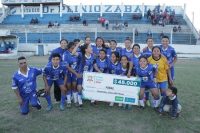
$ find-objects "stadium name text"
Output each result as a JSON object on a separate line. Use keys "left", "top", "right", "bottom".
{"left": 10, "top": 5, "right": 181, "bottom": 14}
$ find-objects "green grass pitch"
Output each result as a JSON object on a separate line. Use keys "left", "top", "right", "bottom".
{"left": 0, "top": 56, "right": 200, "bottom": 133}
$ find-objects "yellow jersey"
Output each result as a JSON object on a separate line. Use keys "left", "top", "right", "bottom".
{"left": 148, "top": 55, "right": 169, "bottom": 82}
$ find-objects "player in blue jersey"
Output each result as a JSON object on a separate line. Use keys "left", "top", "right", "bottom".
{"left": 93, "top": 49, "right": 110, "bottom": 105}
{"left": 73, "top": 39, "right": 81, "bottom": 52}
{"left": 79, "top": 44, "right": 96, "bottom": 106}
{"left": 48, "top": 39, "right": 68, "bottom": 102}
{"left": 136, "top": 56, "right": 160, "bottom": 109}
{"left": 142, "top": 37, "right": 154, "bottom": 58}
{"left": 84, "top": 36, "right": 92, "bottom": 45}
{"left": 92, "top": 37, "right": 106, "bottom": 57}
{"left": 108, "top": 52, "right": 121, "bottom": 75}
{"left": 131, "top": 44, "right": 143, "bottom": 76}
{"left": 12, "top": 56, "right": 42, "bottom": 115}
{"left": 79, "top": 44, "right": 96, "bottom": 73}
{"left": 121, "top": 38, "right": 133, "bottom": 60}
{"left": 132, "top": 43, "right": 150, "bottom": 105}
{"left": 48, "top": 39, "right": 68, "bottom": 62}
{"left": 106, "top": 40, "right": 122, "bottom": 58}
{"left": 62, "top": 42, "right": 82, "bottom": 107}
{"left": 142, "top": 38, "right": 155, "bottom": 105}
{"left": 118, "top": 55, "right": 133, "bottom": 108}
{"left": 43, "top": 53, "right": 67, "bottom": 111}
{"left": 108, "top": 52, "right": 121, "bottom": 106}
{"left": 94, "top": 49, "right": 110, "bottom": 73}
{"left": 160, "top": 36, "right": 177, "bottom": 82}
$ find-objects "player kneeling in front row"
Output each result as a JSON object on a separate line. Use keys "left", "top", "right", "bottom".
{"left": 136, "top": 56, "right": 160, "bottom": 109}
{"left": 157, "top": 86, "right": 182, "bottom": 119}
{"left": 12, "top": 56, "right": 42, "bottom": 115}
{"left": 43, "top": 53, "right": 67, "bottom": 111}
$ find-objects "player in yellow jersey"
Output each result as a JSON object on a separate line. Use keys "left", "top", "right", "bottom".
{"left": 148, "top": 46, "right": 173, "bottom": 97}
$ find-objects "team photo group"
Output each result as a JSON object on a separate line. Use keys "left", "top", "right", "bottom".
{"left": 12, "top": 35, "right": 182, "bottom": 119}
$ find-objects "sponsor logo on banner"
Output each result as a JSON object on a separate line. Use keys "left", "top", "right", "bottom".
{"left": 87, "top": 75, "right": 94, "bottom": 83}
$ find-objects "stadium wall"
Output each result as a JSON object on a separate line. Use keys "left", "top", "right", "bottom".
{"left": 17, "top": 43, "right": 200, "bottom": 58}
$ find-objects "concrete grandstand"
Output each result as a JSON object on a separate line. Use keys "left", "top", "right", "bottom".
{"left": 0, "top": 0, "right": 199, "bottom": 57}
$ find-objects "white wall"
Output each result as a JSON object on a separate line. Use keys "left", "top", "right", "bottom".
{"left": 18, "top": 43, "right": 200, "bottom": 57}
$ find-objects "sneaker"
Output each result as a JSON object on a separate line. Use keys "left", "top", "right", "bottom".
{"left": 109, "top": 102, "right": 114, "bottom": 107}
{"left": 66, "top": 103, "right": 71, "bottom": 108}
{"left": 46, "top": 105, "right": 53, "bottom": 111}
{"left": 60, "top": 104, "right": 65, "bottom": 111}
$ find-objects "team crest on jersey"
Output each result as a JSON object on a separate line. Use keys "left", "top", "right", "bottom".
{"left": 60, "top": 70, "right": 63, "bottom": 73}
{"left": 167, "top": 53, "right": 171, "bottom": 58}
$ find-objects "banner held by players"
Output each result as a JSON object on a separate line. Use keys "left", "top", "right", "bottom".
{"left": 82, "top": 72, "right": 141, "bottom": 105}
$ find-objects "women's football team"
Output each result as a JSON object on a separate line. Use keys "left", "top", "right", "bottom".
{"left": 45, "top": 35, "right": 177, "bottom": 110}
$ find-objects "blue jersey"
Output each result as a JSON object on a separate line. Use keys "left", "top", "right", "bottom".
{"left": 160, "top": 45, "right": 177, "bottom": 65}
{"left": 12, "top": 67, "right": 42, "bottom": 97}
{"left": 43, "top": 62, "right": 67, "bottom": 80}
{"left": 142, "top": 47, "right": 152, "bottom": 58}
{"left": 108, "top": 61, "right": 120, "bottom": 75}
{"left": 118, "top": 64, "right": 128, "bottom": 76}
{"left": 80, "top": 54, "right": 96, "bottom": 73}
{"left": 106, "top": 47, "right": 122, "bottom": 58}
{"left": 91, "top": 45, "right": 104, "bottom": 56}
{"left": 131, "top": 54, "right": 142, "bottom": 69}
{"left": 49, "top": 47, "right": 66, "bottom": 62}
{"left": 62, "top": 50, "right": 81, "bottom": 72}
{"left": 136, "top": 64, "right": 157, "bottom": 83}
{"left": 121, "top": 48, "right": 133, "bottom": 60}
{"left": 94, "top": 58, "right": 109, "bottom": 73}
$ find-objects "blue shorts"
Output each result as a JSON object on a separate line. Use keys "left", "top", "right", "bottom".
{"left": 141, "top": 81, "right": 157, "bottom": 89}
{"left": 77, "top": 78, "right": 83, "bottom": 85}
{"left": 157, "top": 81, "right": 167, "bottom": 89}
{"left": 20, "top": 92, "right": 41, "bottom": 114}
{"left": 67, "top": 73, "right": 77, "bottom": 83}
{"left": 47, "top": 79, "right": 64, "bottom": 87}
